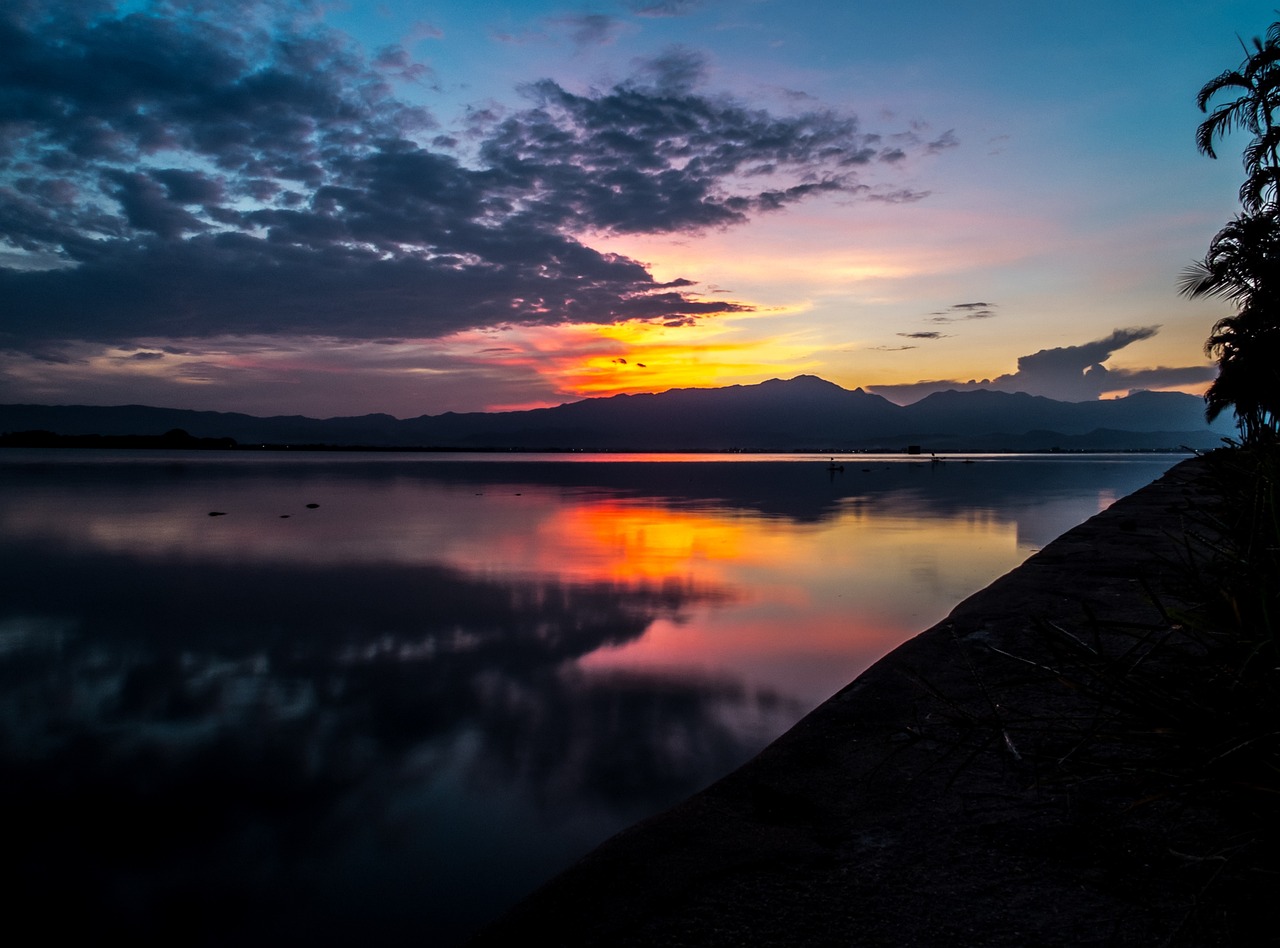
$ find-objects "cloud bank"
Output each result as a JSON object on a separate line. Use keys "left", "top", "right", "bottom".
{"left": 0, "top": 0, "right": 940, "bottom": 356}
{"left": 871, "top": 327, "right": 1216, "bottom": 404}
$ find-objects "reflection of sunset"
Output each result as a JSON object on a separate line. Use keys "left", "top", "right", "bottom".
{"left": 546, "top": 502, "right": 756, "bottom": 583}
{"left": 579, "top": 509, "right": 1026, "bottom": 704}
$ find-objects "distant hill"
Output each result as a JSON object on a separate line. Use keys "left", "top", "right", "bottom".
{"left": 0, "top": 376, "right": 1234, "bottom": 451}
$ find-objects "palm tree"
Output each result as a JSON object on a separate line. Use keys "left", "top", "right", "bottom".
{"left": 1180, "top": 213, "right": 1280, "bottom": 306}
{"left": 1181, "top": 212, "right": 1280, "bottom": 440}
{"left": 1192, "top": 22, "right": 1280, "bottom": 441}
{"left": 1197, "top": 23, "right": 1280, "bottom": 213}
{"left": 1201, "top": 311, "right": 1280, "bottom": 441}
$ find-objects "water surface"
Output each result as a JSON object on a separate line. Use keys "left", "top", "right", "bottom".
{"left": 0, "top": 450, "right": 1183, "bottom": 944}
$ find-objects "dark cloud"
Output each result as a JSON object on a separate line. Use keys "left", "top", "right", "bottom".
{"left": 898, "top": 331, "right": 947, "bottom": 339}
{"left": 627, "top": 0, "right": 704, "bottom": 16}
{"left": 926, "top": 129, "right": 959, "bottom": 154}
{"left": 929, "top": 301, "right": 998, "bottom": 322}
{"left": 149, "top": 168, "right": 224, "bottom": 204}
{"left": 998, "top": 327, "right": 1162, "bottom": 401}
{"left": 372, "top": 44, "right": 437, "bottom": 85}
{"left": 494, "top": 13, "right": 626, "bottom": 49}
{"left": 869, "top": 187, "right": 929, "bottom": 203}
{"left": 0, "top": 2, "right": 949, "bottom": 355}
{"left": 632, "top": 45, "right": 709, "bottom": 92}
{"left": 553, "top": 14, "right": 624, "bottom": 48}
{"left": 870, "top": 326, "right": 1213, "bottom": 403}
{"left": 105, "top": 171, "right": 209, "bottom": 239}
{"left": 1103, "top": 365, "right": 1219, "bottom": 392}
{"left": 887, "top": 124, "right": 959, "bottom": 158}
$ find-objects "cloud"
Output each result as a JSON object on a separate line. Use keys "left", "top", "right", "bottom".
{"left": 632, "top": 45, "right": 709, "bottom": 92}
{"left": 627, "top": 0, "right": 704, "bottom": 17}
{"left": 868, "top": 188, "right": 931, "bottom": 203}
{"left": 870, "top": 326, "right": 1214, "bottom": 403}
{"left": 928, "top": 302, "right": 998, "bottom": 322}
{"left": 551, "top": 14, "right": 624, "bottom": 48}
{"left": 0, "top": 1, "right": 951, "bottom": 358}
{"left": 1005, "top": 326, "right": 1160, "bottom": 401}
{"left": 405, "top": 20, "right": 445, "bottom": 43}
{"left": 926, "top": 129, "right": 959, "bottom": 154}
{"left": 897, "top": 331, "right": 947, "bottom": 340}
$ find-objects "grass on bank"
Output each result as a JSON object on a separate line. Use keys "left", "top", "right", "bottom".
{"left": 911, "top": 444, "right": 1280, "bottom": 944}
{"left": 1036, "top": 443, "right": 1280, "bottom": 942}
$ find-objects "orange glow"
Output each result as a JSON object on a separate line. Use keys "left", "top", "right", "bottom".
{"left": 445, "top": 316, "right": 824, "bottom": 405}
{"left": 542, "top": 500, "right": 780, "bottom": 584}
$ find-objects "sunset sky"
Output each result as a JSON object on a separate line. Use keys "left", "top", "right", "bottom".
{"left": 0, "top": 0, "right": 1272, "bottom": 418}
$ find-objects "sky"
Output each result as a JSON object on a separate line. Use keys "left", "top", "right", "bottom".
{"left": 0, "top": 0, "right": 1273, "bottom": 418}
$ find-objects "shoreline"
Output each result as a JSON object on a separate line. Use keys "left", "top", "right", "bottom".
{"left": 470, "top": 455, "right": 1245, "bottom": 946}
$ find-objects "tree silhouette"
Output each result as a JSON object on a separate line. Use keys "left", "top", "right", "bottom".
{"left": 1201, "top": 312, "right": 1280, "bottom": 441}
{"left": 1189, "top": 22, "right": 1280, "bottom": 441}
{"left": 1196, "top": 23, "right": 1280, "bottom": 213}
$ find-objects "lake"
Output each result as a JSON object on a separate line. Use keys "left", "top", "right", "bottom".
{"left": 0, "top": 450, "right": 1184, "bottom": 944}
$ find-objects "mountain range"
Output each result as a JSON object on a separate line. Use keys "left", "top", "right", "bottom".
{"left": 0, "top": 376, "right": 1234, "bottom": 452}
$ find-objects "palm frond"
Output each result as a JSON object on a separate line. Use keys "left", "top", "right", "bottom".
{"left": 1198, "top": 69, "right": 1251, "bottom": 112}
{"left": 1198, "top": 98, "right": 1255, "bottom": 158}
{"left": 1239, "top": 165, "right": 1280, "bottom": 212}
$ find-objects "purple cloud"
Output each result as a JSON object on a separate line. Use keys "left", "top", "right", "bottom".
{"left": 0, "top": 1, "right": 951, "bottom": 357}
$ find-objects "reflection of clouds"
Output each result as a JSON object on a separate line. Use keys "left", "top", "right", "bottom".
{"left": 0, "top": 536, "right": 765, "bottom": 944}
{"left": 0, "top": 526, "right": 748, "bottom": 810}
{"left": 471, "top": 667, "right": 801, "bottom": 813}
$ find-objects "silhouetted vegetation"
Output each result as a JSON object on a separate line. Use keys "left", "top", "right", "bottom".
{"left": 1183, "top": 21, "right": 1280, "bottom": 442}
{"left": 1176, "top": 28, "right": 1280, "bottom": 886}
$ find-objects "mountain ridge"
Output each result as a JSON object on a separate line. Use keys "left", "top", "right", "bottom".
{"left": 0, "top": 376, "right": 1232, "bottom": 451}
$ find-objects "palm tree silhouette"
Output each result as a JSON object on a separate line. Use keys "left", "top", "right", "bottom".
{"left": 1180, "top": 213, "right": 1280, "bottom": 305}
{"left": 1197, "top": 23, "right": 1280, "bottom": 213}
{"left": 1202, "top": 312, "right": 1280, "bottom": 441}
{"left": 1181, "top": 214, "right": 1280, "bottom": 440}
{"left": 1191, "top": 22, "right": 1280, "bottom": 441}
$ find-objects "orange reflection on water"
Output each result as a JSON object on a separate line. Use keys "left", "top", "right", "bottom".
{"left": 576, "top": 505, "right": 1028, "bottom": 705}
{"left": 541, "top": 501, "right": 766, "bottom": 584}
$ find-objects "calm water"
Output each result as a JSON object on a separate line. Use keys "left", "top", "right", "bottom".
{"left": 0, "top": 450, "right": 1183, "bottom": 944}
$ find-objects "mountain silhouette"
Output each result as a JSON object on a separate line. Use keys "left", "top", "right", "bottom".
{"left": 0, "top": 376, "right": 1232, "bottom": 451}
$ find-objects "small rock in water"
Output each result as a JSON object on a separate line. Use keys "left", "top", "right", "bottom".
{"left": 305, "top": 503, "right": 319, "bottom": 509}
{"left": 280, "top": 514, "right": 290, "bottom": 518}
{"left": 208, "top": 511, "right": 227, "bottom": 517}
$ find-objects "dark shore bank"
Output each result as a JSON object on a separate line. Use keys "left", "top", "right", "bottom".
{"left": 470, "top": 456, "right": 1264, "bottom": 946}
